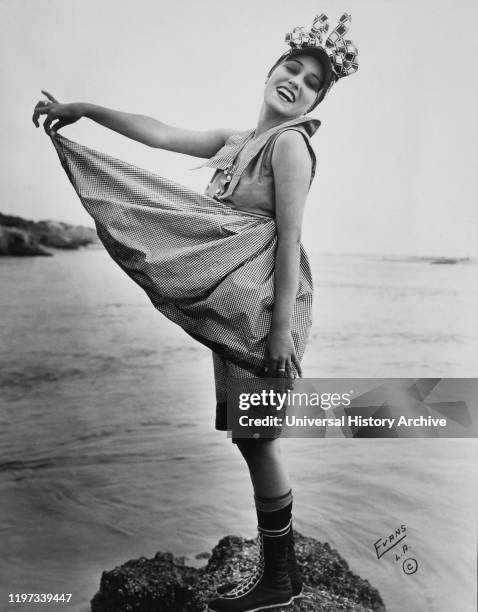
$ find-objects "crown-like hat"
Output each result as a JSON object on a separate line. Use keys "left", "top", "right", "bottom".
{"left": 274, "top": 12, "right": 359, "bottom": 107}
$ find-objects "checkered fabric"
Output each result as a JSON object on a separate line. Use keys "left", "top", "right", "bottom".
{"left": 213, "top": 352, "right": 289, "bottom": 439}
{"left": 50, "top": 132, "right": 314, "bottom": 376}
{"left": 213, "top": 351, "right": 269, "bottom": 434}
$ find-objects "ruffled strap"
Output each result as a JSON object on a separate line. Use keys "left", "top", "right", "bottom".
{"left": 195, "top": 116, "right": 320, "bottom": 176}
{"left": 197, "top": 130, "right": 254, "bottom": 171}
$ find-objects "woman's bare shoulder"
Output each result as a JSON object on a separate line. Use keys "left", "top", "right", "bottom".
{"left": 271, "top": 129, "right": 312, "bottom": 177}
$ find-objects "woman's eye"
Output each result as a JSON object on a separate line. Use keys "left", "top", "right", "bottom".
{"left": 284, "top": 63, "right": 299, "bottom": 74}
{"left": 306, "top": 78, "right": 320, "bottom": 91}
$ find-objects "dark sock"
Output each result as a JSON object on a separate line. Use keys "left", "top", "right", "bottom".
{"left": 254, "top": 489, "right": 293, "bottom": 531}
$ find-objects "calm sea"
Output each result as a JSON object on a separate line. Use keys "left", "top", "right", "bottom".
{"left": 1, "top": 248, "right": 477, "bottom": 612}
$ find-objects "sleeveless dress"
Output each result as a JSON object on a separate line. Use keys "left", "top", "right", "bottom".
{"left": 49, "top": 115, "right": 320, "bottom": 435}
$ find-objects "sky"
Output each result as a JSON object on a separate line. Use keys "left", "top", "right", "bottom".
{"left": 1, "top": 0, "right": 477, "bottom": 256}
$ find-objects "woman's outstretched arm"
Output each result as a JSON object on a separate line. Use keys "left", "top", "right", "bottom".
{"left": 264, "top": 129, "right": 313, "bottom": 378}
{"left": 32, "top": 90, "right": 236, "bottom": 159}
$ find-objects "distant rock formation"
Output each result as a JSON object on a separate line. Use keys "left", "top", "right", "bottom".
{"left": 0, "top": 225, "right": 51, "bottom": 256}
{"left": 430, "top": 257, "right": 470, "bottom": 265}
{"left": 90, "top": 531, "right": 386, "bottom": 612}
{"left": 380, "top": 254, "right": 471, "bottom": 265}
{"left": 0, "top": 212, "right": 98, "bottom": 256}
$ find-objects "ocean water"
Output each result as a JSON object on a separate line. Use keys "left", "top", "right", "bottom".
{"left": 1, "top": 248, "right": 477, "bottom": 612}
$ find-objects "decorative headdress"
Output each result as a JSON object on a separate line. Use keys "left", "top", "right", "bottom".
{"left": 268, "top": 12, "right": 359, "bottom": 110}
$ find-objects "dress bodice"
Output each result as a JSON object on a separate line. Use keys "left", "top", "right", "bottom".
{"left": 202, "top": 116, "right": 321, "bottom": 218}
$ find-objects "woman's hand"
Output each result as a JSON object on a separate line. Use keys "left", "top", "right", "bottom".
{"left": 264, "top": 328, "right": 302, "bottom": 379}
{"left": 32, "top": 90, "right": 84, "bottom": 135}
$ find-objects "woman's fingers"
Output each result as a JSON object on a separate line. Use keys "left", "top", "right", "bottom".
{"left": 277, "top": 359, "right": 287, "bottom": 377}
{"left": 32, "top": 101, "right": 49, "bottom": 126}
{"left": 264, "top": 356, "right": 299, "bottom": 378}
{"left": 291, "top": 353, "right": 302, "bottom": 378}
{"left": 263, "top": 346, "right": 301, "bottom": 380}
{"left": 43, "top": 110, "right": 57, "bottom": 135}
{"left": 268, "top": 359, "right": 285, "bottom": 392}
{"left": 285, "top": 360, "right": 293, "bottom": 378}
{"left": 32, "top": 90, "right": 59, "bottom": 127}
{"left": 265, "top": 358, "right": 279, "bottom": 377}
{"left": 267, "top": 359, "right": 277, "bottom": 376}
{"left": 41, "top": 90, "right": 59, "bottom": 103}
{"left": 269, "top": 358, "right": 281, "bottom": 378}
{"left": 32, "top": 100, "right": 55, "bottom": 127}
{"left": 284, "top": 360, "right": 294, "bottom": 391}
{"left": 50, "top": 119, "right": 68, "bottom": 136}
{"left": 271, "top": 355, "right": 299, "bottom": 378}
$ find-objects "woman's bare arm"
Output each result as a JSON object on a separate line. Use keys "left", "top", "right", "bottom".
{"left": 80, "top": 104, "right": 235, "bottom": 157}
{"left": 32, "top": 91, "right": 236, "bottom": 158}
{"left": 265, "top": 129, "right": 312, "bottom": 377}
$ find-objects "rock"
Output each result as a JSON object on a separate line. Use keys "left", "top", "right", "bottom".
{"left": 0, "top": 225, "right": 51, "bottom": 256}
{"left": 90, "top": 531, "right": 386, "bottom": 612}
{"left": 431, "top": 257, "right": 469, "bottom": 265}
{"left": 33, "top": 220, "right": 98, "bottom": 249}
{"left": 195, "top": 552, "right": 211, "bottom": 560}
{"left": 0, "top": 212, "right": 99, "bottom": 256}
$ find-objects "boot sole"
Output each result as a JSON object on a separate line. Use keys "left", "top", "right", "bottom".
{"left": 205, "top": 594, "right": 295, "bottom": 612}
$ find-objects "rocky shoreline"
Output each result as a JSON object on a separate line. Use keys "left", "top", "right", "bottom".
{"left": 90, "top": 531, "right": 386, "bottom": 612}
{"left": 0, "top": 212, "right": 98, "bottom": 256}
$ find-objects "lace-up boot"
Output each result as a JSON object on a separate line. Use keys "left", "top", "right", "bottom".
{"left": 216, "top": 523, "right": 302, "bottom": 599}
{"left": 206, "top": 522, "right": 293, "bottom": 612}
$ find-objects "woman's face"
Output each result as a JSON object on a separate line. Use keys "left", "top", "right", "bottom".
{"left": 264, "top": 53, "right": 325, "bottom": 118}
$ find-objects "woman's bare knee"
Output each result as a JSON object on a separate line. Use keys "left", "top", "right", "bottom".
{"left": 236, "top": 438, "right": 281, "bottom": 461}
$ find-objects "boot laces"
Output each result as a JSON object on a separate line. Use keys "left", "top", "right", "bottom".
{"left": 222, "top": 534, "right": 265, "bottom": 598}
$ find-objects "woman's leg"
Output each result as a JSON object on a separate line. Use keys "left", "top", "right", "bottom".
{"left": 208, "top": 438, "right": 301, "bottom": 610}
{"left": 209, "top": 354, "right": 302, "bottom": 610}
{"left": 235, "top": 438, "right": 290, "bottom": 498}
{"left": 236, "top": 438, "right": 302, "bottom": 591}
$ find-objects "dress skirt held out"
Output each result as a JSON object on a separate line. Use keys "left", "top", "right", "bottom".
{"left": 49, "top": 115, "right": 320, "bottom": 437}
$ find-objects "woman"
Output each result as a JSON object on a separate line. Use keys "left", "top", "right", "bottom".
{"left": 32, "top": 12, "right": 357, "bottom": 612}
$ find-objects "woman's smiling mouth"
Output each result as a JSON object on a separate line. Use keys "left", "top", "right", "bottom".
{"left": 276, "top": 86, "right": 296, "bottom": 103}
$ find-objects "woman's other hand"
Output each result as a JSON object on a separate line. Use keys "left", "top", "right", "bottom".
{"left": 264, "top": 328, "right": 302, "bottom": 380}
{"left": 32, "top": 90, "right": 84, "bottom": 135}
